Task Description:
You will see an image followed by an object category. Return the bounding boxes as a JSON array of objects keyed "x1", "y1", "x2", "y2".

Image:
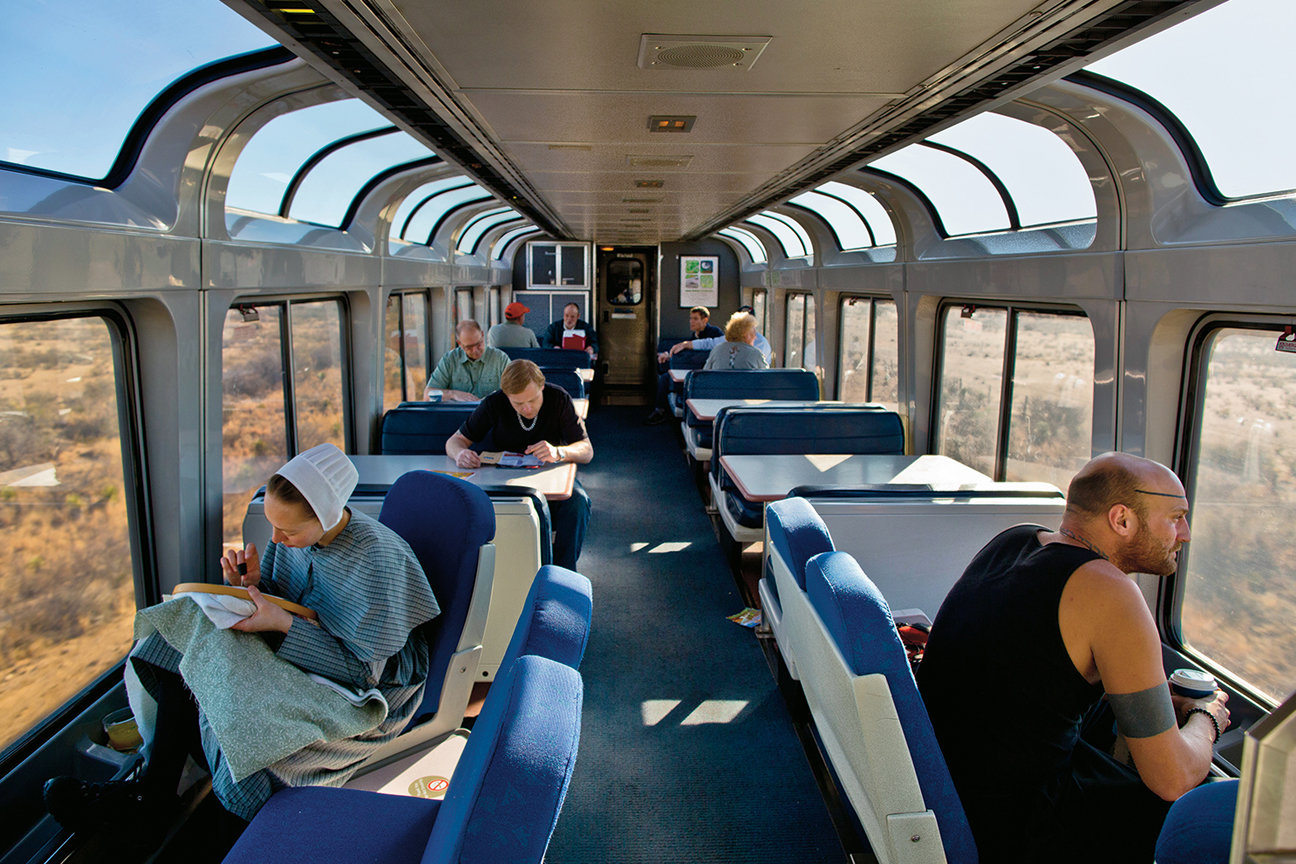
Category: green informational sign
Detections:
[{"x1": 679, "y1": 255, "x2": 718, "y2": 307}]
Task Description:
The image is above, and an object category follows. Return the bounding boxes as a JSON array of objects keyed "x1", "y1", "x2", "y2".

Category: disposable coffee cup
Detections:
[
  {"x1": 426, "y1": 390, "x2": 442, "y2": 403},
  {"x1": 1169, "y1": 668, "x2": 1217, "y2": 699}
]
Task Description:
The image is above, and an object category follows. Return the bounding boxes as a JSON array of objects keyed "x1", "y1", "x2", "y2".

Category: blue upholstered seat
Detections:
[
  {"x1": 804, "y1": 550, "x2": 978, "y2": 864},
  {"x1": 711, "y1": 407, "x2": 904, "y2": 528},
  {"x1": 683, "y1": 368, "x2": 820, "y2": 447},
  {"x1": 666, "y1": 349, "x2": 709, "y2": 417},
  {"x1": 1155, "y1": 779, "x2": 1238, "y2": 864},
  {"x1": 380, "y1": 404, "x2": 476, "y2": 455},
  {"x1": 500, "y1": 564, "x2": 592, "y2": 674},
  {"x1": 500, "y1": 346, "x2": 592, "y2": 368},
  {"x1": 542, "y1": 367, "x2": 586, "y2": 398},
  {"x1": 765, "y1": 497, "x2": 835, "y2": 595},
  {"x1": 222, "y1": 655, "x2": 582, "y2": 864},
  {"x1": 379, "y1": 470, "x2": 495, "y2": 723}
]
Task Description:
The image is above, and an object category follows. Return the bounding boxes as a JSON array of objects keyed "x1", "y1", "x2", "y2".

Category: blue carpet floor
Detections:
[{"x1": 543, "y1": 406, "x2": 843, "y2": 863}]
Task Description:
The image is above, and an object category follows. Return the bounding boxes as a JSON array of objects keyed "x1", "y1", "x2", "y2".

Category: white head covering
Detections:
[{"x1": 273, "y1": 443, "x2": 358, "y2": 532}]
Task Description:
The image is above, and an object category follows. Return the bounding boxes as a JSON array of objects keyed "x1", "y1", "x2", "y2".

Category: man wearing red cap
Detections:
[{"x1": 487, "y1": 301, "x2": 540, "y2": 349}]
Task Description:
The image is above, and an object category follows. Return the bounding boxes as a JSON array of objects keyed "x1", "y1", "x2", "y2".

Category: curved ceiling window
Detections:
[
  {"x1": 492, "y1": 226, "x2": 541, "y2": 260},
  {"x1": 1085, "y1": 0, "x2": 1294, "y2": 199},
  {"x1": 718, "y1": 227, "x2": 768, "y2": 264},
  {"x1": 926, "y1": 113, "x2": 1096, "y2": 227},
  {"x1": 391, "y1": 176, "x2": 475, "y2": 240},
  {"x1": 816, "y1": 181, "x2": 897, "y2": 246},
  {"x1": 404, "y1": 185, "x2": 491, "y2": 245},
  {"x1": 2, "y1": 0, "x2": 274, "y2": 180},
  {"x1": 227, "y1": 99, "x2": 435, "y2": 229},
  {"x1": 456, "y1": 208, "x2": 524, "y2": 256},
  {"x1": 746, "y1": 212, "x2": 813, "y2": 259},
  {"x1": 869, "y1": 145, "x2": 1010, "y2": 237}
]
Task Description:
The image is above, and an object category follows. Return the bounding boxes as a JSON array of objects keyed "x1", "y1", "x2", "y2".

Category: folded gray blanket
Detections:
[{"x1": 135, "y1": 599, "x2": 387, "y2": 782}]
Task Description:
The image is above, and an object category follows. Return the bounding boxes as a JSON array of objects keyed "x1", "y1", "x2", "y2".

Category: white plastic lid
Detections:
[{"x1": 1169, "y1": 668, "x2": 1217, "y2": 691}]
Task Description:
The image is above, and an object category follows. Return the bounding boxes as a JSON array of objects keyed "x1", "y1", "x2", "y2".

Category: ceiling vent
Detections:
[
  {"x1": 627, "y1": 154, "x2": 693, "y2": 168},
  {"x1": 638, "y1": 34, "x2": 771, "y2": 70},
  {"x1": 634, "y1": 179, "x2": 665, "y2": 188}
]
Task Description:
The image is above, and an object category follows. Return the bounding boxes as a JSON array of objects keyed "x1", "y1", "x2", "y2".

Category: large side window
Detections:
[
  {"x1": 221, "y1": 299, "x2": 347, "y2": 547},
  {"x1": 750, "y1": 289, "x2": 768, "y2": 345},
  {"x1": 784, "y1": 293, "x2": 817, "y2": 374},
  {"x1": 1181, "y1": 324, "x2": 1296, "y2": 703},
  {"x1": 0, "y1": 315, "x2": 138, "y2": 755},
  {"x1": 384, "y1": 291, "x2": 429, "y2": 408},
  {"x1": 936, "y1": 304, "x2": 1094, "y2": 486},
  {"x1": 838, "y1": 296, "x2": 899, "y2": 412}
]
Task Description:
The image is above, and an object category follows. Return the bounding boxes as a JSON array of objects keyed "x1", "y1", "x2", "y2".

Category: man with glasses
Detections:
[
  {"x1": 423, "y1": 319, "x2": 509, "y2": 402},
  {"x1": 917, "y1": 453, "x2": 1230, "y2": 864}
]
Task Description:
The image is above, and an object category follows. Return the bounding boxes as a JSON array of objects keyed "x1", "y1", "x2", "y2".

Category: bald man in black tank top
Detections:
[{"x1": 917, "y1": 453, "x2": 1229, "y2": 864}]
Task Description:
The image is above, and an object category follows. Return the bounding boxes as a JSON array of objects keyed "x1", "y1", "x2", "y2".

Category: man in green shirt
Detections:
[{"x1": 424, "y1": 319, "x2": 509, "y2": 401}]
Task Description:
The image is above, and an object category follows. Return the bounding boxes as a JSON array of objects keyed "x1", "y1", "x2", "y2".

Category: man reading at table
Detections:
[{"x1": 447, "y1": 359, "x2": 592, "y2": 570}]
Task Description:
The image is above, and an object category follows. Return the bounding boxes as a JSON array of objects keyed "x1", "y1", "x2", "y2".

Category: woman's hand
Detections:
[
  {"x1": 221, "y1": 543, "x2": 260, "y2": 588},
  {"x1": 229, "y1": 584, "x2": 293, "y2": 634}
]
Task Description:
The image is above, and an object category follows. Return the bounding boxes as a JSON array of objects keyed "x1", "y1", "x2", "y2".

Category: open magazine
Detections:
[{"x1": 479, "y1": 451, "x2": 543, "y2": 468}]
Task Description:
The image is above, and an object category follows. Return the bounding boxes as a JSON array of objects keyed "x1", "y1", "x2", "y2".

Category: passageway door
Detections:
[{"x1": 596, "y1": 246, "x2": 656, "y2": 400}]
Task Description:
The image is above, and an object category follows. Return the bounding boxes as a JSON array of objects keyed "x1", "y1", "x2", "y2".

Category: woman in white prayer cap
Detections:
[{"x1": 44, "y1": 443, "x2": 440, "y2": 837}]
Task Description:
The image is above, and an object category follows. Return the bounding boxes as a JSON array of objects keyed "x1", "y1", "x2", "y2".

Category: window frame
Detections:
[
  {"x1": 0, "y1": 304, "x2": 152, "y2": 773},
  {"x1": 385, "y1": 289, "x2": 432, "y2": 405},
  {"x1": 932, "y1": 300, "x2": 1093, "y2": 480},
  {"x1": 526, "y1": 242, "x2": 590, "y2": 289},
  {"x1": 228, "y1": 294, "x2": 354, "y2": 455},
  {"x1": 1170, "y1": 313, "x2": 1296, "y2": 706},
  {"x1": 836, "y1": 294, "x2": 899, "y2": 405}
]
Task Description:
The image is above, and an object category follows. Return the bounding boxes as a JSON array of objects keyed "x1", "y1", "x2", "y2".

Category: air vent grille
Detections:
[{"x1": 638, "y1": 34, "x2": 771, "y2": 71}]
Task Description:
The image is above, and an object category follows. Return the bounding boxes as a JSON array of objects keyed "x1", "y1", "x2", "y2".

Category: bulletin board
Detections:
[{"x1": 679, "y1": 255, "x2": 718, "y2": 308}]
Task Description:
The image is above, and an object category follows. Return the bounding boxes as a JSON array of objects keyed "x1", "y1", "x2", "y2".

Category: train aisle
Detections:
[{"x1": 545, "y1": 406, "x2": 842, "y2": 863}]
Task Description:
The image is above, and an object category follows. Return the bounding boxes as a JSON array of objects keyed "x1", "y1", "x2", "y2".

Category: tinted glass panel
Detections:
[
  {"x1": 492, "y1": 226, "x2": 539, "y2": 260},
  {"x1": 718, "y1": 227, "x2": 768, "y2": 264},
  {"x1": 455, "y1": 288, "x2": 475, "y2": 323},
  {"x1": 384, "y1": 295, "x2": 406, "y2": 407},
  {"x1": 805, "y1": 297, "x2": 818, "y2": 378},
  {"x1": 0, "y1": 317, "x2": 135, "y2": 753},
  {"x1": 1004, "y1": 312, "x2": 1094, "y2": 488},
  {"x1": 1183, "y1": 327, "x2": 1296, "y2": 702},
  {"x1": 751, "y1": 290, "x2": 768, "y2": 341},
  {"x1": 561, "y1": 246, "x2": 588, "y2": 286},
  {"x1": 532, "y1": 245, "x2": 558, "y2": 286},
  {"x1": 789, "y1": 191, "x2": 873, "y2": 250},
  {"x1": 1086, "y1": 0, "x2": 1295, "y2": 199},
  {"x1": 390, "y1": 177, "x2": 474, "y2": 242},
  {"x1": 228, "y1": 100, "x2": 394, "y2": 218},
  {"x1": 936, "y1": 306, "x2": 1007, "y2": 476},
  {"x1": 457, "y1": 210, "x2": 519, "y2": 255},
  {"x1": 926, "y1": 112, "x2": 1097, "y2": 228},
  {"x1": 838, "y1": 297, "x2": 899, "y2": 412},
  {"x1": 748, "y1": 213, "x2": 810, "y2": 259},
  {"x1": 785, "y1": 294, "x2": 806, "y2": 370},
  {"x1": 870, "y1": 301, "x2": 899, "y2": 411},
  {"x1": 2, "y1": 0, "x2": 273, "y2": 179},
  {"x1": 291, "y1": 301, "x2": 345, "y2": 452},
  {"x1": 839, "y1": 299, "x2": 874, "y2": 400},
  {"x1": 405, "y1": 186, "x2": 490, "y2": 245},
  {"x1": 870, "y1": 145, "x2": 1010, "y2": 236},
  {"x1": 607, "y1": 259, "x2": 643, "y2": 305},
  {"x1": 819, "y1": 181, "x2": 897, "y2": 246},
  {"x1": 402, "y1": 294, "x2": 428, "y2": 397},
  {"x1": 289, "y1": 133, "x2": 433, "y2": 228},
  {"x1": 221, "y1": 305, "x2": 287, "y2": 547}
]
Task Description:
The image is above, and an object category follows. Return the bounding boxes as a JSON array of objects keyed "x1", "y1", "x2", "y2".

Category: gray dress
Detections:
[{"x1": 130, "y1": 510, "x2": 439, "y2": 819}]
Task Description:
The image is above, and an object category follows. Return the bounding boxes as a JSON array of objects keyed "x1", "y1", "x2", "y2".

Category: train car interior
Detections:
[{"x1": 2, "y1": 0, "x2": 1295, "y2": 861}]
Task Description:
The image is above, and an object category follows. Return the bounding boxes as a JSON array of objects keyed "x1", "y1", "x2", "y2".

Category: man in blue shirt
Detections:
[
  {"x1": 645, "y1": 306, "x2": 723, "y2": 425},
  {"x1": 669, "y1": 305, "x2": 771, "y2": 364},
  {"x1": 424, "y1": 319, "x2": 509, "y2": 401}
]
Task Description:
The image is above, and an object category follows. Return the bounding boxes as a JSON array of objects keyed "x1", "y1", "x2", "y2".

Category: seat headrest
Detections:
[{"x1": 766, "y1": 498, "x2": 834, "y2": 591}]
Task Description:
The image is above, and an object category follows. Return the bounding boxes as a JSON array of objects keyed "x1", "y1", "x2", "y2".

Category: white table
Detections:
[
  {"x1": 718, "y1": 453, "x2": 992, "y2": 502},
  {"x1": 350, "y1": 454, "x2": 576, "y2": 500},
  {"x1": 686, "y1": 398, "x2": 839, "y2": 423}
]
